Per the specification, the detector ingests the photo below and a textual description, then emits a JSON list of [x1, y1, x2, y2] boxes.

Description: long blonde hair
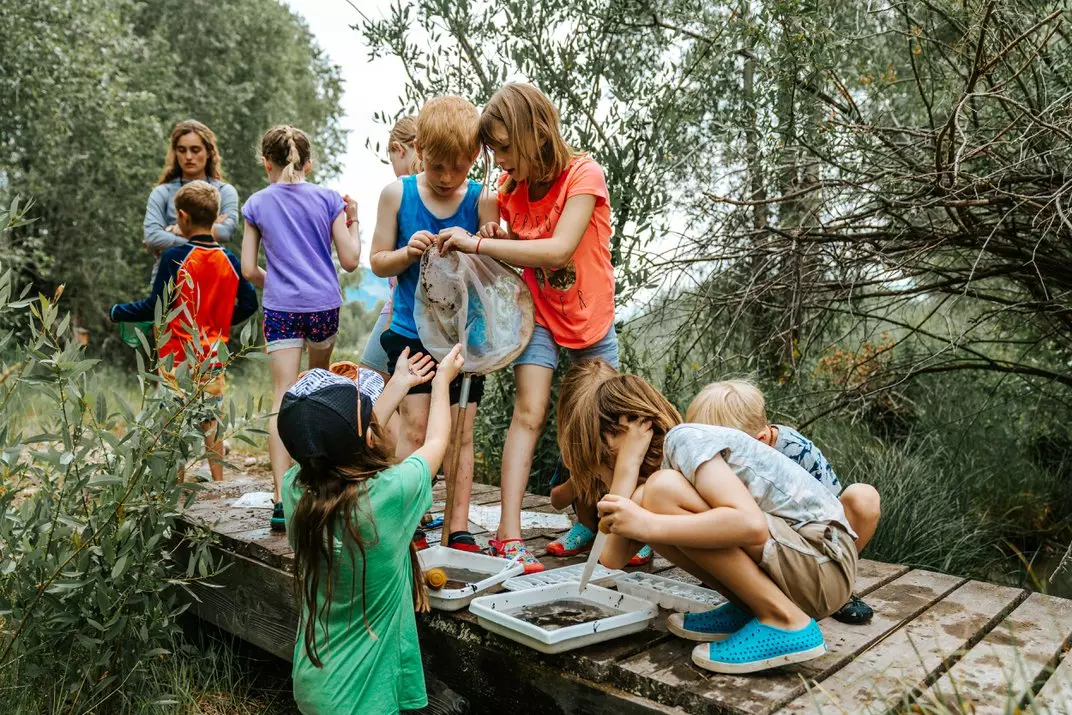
[[389, 115, 421, 174], [260, 125, 312, 184], [479, 83, 578, 194], [557, 361, 682, 505], [157, 120, 225, 185]]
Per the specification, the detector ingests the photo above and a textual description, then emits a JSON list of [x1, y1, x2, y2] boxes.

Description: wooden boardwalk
[[176, 474, 1072, 714]]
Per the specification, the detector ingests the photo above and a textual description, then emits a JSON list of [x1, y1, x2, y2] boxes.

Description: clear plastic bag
[[414, 249, 534, 375]]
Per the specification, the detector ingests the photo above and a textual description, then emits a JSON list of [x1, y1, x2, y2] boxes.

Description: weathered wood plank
[[615, 569, 964, 714], [780, 580, 1026, 714], [854, 559, 911, 596], [920, 592, 1072, 714], [182, 545, 298, 662], [1033, 648, 1072, 714]]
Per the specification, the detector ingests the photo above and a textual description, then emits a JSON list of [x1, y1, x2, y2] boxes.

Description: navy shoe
[[831, 594, 873, 625]]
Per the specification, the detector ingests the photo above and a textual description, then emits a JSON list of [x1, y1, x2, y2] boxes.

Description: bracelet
[[346, 217, 356, 228], [476, 237, 484, 254]]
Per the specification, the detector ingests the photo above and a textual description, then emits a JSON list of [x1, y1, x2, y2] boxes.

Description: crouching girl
[[556, 361, 858, 674]]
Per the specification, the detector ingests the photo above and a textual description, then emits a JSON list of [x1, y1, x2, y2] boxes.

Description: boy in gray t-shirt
[[686, 380, 881, 625]]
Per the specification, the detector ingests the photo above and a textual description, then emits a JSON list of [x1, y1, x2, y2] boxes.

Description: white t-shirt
[[661, 424, 856, 539]]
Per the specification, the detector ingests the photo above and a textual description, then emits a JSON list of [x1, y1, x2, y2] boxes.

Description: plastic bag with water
[[414, 250, 534, 376]]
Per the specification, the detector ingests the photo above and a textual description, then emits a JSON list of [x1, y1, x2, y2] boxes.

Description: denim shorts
[[514, 324, 619, 370], [359, 311, 392, 374], [263, 307, 339, 353]]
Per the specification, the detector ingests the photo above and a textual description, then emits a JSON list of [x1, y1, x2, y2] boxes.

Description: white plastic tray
[[503, 562, 623, 591], [469, 582, 658, 654], [417, 546, 524, 612], [614, 571, 726, 613]]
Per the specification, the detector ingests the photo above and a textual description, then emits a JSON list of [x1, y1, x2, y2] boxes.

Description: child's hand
[[478, 222, 508, 240], [407, 230, 435, 261], [437, 227, 478, 255], [394, 347, 435, 388], [432, 344, 465, 386], [343, 194, 358, 222], [597, 494, 652, 542], [606, 417, 653, 466]]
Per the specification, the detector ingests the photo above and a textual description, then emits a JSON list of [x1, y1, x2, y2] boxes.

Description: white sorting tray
[[503, 562, 623, 591], [614, 571, 726, 613], [417, 546, 524, 612], [469, 582, 658, 654]]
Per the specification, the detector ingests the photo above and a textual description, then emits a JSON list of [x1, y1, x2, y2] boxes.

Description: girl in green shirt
[[278, 344, 464, 715]]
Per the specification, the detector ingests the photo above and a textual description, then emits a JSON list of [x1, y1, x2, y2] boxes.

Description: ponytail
[[260, 125, 312, 184]]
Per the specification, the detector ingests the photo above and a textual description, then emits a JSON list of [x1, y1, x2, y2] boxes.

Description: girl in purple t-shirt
[[241, 125, 361, 530]]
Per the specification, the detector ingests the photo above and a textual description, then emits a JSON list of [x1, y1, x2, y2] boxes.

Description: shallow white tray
[[469, 582, 658, 654], [614, 571, 726, 613], [417, 546, 524, 612], [503, 562, 623, 591]]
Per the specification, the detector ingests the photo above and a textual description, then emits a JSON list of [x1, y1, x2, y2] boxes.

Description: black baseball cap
[[277, 368, 384, 464]]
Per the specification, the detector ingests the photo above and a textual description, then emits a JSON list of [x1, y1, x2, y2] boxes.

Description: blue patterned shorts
[[263, 308, 339, 353]]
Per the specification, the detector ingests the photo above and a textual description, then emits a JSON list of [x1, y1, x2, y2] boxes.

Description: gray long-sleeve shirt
[[144, 177, 239, 281]]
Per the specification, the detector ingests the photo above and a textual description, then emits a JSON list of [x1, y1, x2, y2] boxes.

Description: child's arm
[[212, 184, 240, 243], [110, 249, 178, 323], [144, 187, 184, 254], [373, 347, 435, 429], [240, 223, 266, 288], [227, 252, 259, 326], [412, 345, 464, 474], [439, 194, 596, 269], [330, 195, 360, 272], [369, 182, 431, 277], [597, 418, 654, 568], [599, 455, 769, 552], [549, 479, 575, 511]]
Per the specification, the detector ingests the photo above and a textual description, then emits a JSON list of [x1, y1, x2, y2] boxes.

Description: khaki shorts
[[759, 516, 858, 620]]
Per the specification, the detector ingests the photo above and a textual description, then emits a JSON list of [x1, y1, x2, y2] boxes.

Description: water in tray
[[439, 567, 496, 589], [506, 599, 624, 631]]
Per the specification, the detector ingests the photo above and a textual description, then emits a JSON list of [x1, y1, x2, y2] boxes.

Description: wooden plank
[[1034, 647, 1072, 713], [921, 592, 1072, 714], [854, 559, 910, 596], [615, 569, 965, 715], [780, 580, 1026, 714], [181, 545, 298, 662]]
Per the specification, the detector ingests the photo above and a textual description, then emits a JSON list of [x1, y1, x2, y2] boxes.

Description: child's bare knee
[[511, 400, 547, 433], [402, 413, 428, 447], [843, 484, 881, 521], [641, 469, 688, 512]]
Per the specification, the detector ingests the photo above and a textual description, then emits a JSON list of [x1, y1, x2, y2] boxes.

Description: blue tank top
[[391, 176, 483, 338]]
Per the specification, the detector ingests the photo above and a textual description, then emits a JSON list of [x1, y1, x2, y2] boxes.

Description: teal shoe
[[692, 618, 827, 674], [271, 502, 286, 532], [629, 544, 654, 566], [547, 522, 596, 557], [667, 601, 752, 642]]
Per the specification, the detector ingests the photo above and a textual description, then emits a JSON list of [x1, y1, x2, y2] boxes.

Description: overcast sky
[[282, 0, 407, 270]]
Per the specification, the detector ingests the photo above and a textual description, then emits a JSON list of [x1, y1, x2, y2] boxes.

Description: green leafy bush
[[0, 202, 266, 711]]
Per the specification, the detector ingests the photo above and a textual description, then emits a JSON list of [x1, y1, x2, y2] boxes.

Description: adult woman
[[144, 120, 239, 279]]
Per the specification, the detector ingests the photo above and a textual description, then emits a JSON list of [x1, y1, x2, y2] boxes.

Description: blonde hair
[[389, 115, 421, 174], [260, 125, 312, 184], [558, 361, 682, 505], [157, 119, 225, 185], [173, 180, 220, 228], [416, 96, 481, 165], [480, 83, 577, 194], [686, 380, 768, 436]]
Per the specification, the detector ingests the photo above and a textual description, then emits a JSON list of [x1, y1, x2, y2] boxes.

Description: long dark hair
[[157, 119, 225, 184], [290, 418, 430, 667]]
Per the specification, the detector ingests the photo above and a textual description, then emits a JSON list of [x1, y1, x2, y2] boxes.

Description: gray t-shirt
[[661, 424, 856, 538]]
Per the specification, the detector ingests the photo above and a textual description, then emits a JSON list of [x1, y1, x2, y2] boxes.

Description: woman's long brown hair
[[558, 361, 683, 506], [289, 419, 430, 668], [157, 119, 225, 184]]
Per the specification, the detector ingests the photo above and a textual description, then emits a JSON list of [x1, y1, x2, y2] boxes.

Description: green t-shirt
[[283, 455, 433, 715]]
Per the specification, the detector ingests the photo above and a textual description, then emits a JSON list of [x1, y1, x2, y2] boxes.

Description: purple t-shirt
[[242, 183, 345, 313]]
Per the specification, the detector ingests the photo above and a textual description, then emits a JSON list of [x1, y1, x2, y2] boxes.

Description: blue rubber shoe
[[667, 600, 752, 642], [271, 502, 286, 532], [692, 618, 827, 674], [547, 521, 596, 557]]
